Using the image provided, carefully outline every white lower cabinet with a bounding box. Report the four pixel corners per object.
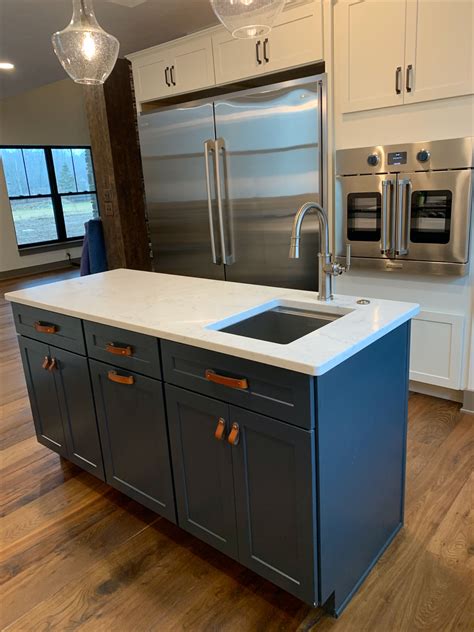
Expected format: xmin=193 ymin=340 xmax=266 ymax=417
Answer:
xmin=410 ymin=311 xmax=465 ymax=389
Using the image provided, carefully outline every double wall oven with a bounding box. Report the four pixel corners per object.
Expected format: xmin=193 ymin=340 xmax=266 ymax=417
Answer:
xmin=336 ymin=138 xmax=473 ymax=275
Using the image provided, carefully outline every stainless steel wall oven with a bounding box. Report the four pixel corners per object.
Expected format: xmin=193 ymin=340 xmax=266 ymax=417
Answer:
xmin=336 ymin=138 xmax=473 ymax=275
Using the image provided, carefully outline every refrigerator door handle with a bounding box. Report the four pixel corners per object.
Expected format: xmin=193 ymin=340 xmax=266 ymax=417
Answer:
xmin=214 ymin=137 xmax=232 ymax=265
xmin=396 ymin=178 xmax=412 ymax=255
xmin=204 ymin=139 xmax=219 ymax=264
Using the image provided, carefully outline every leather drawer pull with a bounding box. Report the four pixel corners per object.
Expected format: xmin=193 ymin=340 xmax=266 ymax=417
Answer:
xmin=205 ymin=369 xmax=248 ymax=390
xmin=35 ymin=321 xmax=57 ymax=334
xmin=215 ymin=417 xmax=226 ymax=441
xmin=42 ymin=356 xmax=50 ymax=370
xmin=106 ymin=343 xmax=133 ymax=357
xmin=228 ymin=422 xmax=240 ymax=446
xmin=48 ymin=358 xmax=57 ymax=371
xmin=107 ymin=370 xmax=134 ymax=385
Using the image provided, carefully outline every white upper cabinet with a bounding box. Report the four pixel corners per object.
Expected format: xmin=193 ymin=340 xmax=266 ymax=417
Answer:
xmin=404 ymin=0 xmax=473 ymax=104
xmin=212 ymin=0 xmax=323 ymax=85
xmin=337 ymin=0 xmax=474 ymax=114
xmin=129 ymin=34 xmax=215 ymax=104
xmin=337 ymin=0 xmax=406 ymax=113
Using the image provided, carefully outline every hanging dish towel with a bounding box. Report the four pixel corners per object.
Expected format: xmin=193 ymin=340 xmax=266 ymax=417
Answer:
xmin=80 ymin=219 xmax=108 ymax=276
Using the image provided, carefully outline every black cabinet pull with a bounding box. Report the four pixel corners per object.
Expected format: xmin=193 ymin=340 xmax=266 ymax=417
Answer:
xmin=395 ymin=66 xmax=402 ymax=94
xmin=256 ymin=40 xmax=262 ymax=65
xmin=263 ymin=38 xmax=269 ymax=63
xmin=170 ymin=65 xmax=176 ymax=86
xmin=406 ymin=64 xmax=413 ymax=92
xmin=164 ymin=66 xmax=170 ymax=87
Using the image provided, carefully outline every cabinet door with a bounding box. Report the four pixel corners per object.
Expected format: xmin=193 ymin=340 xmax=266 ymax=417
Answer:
xmin=170 ymin=36 xmax=216 ymax=95
xmin=264 ymin=1 xmax=323 ymax=73
xmin=404 ymin=0 xmax=474 ymax=104
xmin=132 ymin=51 xmax=172 ymax=103
xmin=90 ymin=360 xmax=176 ymax=522
xmin=165 ymin=385 xmax=238 ymax=558
xmin=212 ymin=30 xmax=264 ymax=84
xmin=52 ymin=348 xmax=105 ymax=480
xmin=337 ymin=0 xmax=406 ymax=113
xmin=18 ymin=337 xmax=67 ymax=457
xmin=230 ymin=407 xmax=317 ymax=604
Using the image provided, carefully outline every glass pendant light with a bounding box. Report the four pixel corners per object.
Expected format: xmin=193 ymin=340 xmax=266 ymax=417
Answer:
xmin=210 ymin=0 xmax=286 ymax=39
xmin=52 ymin=0 xmax=119 ymax=85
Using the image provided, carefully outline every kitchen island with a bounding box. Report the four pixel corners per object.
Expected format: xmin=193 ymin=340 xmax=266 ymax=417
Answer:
xmin=6 ymin=269 xmax=419 ymax=616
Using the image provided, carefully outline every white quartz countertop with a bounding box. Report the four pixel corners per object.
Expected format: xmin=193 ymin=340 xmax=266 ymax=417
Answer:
xmin=5 ymin=269 xmax=419 ymax=376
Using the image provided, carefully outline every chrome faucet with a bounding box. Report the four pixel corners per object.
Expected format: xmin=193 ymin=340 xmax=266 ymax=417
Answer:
xmin=289 ymin=202 xmax=351 ymax=302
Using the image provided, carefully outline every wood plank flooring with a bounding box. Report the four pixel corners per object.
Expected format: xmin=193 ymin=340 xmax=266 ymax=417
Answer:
xmin=1 ymin=269 xmax=472 ymax=632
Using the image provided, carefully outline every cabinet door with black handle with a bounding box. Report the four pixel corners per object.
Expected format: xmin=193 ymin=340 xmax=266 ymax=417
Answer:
xmin=90 ymin=360 xmax=176 ymax=522
xmin=230 ymin=406 xmax=317 ymax=605
xmin=18 ymin=337 xmax=68 ymax=457
xmin=165 ymin=385 xmax=238 ymax=559
xmin=52 ymin=347 xmax=105 ymax=480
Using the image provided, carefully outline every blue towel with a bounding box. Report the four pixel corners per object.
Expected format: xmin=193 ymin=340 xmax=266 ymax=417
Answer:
xmin=80 ymin=219 xmax=108 ymax=276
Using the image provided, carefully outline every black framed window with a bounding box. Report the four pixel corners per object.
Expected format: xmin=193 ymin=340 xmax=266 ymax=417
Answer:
xmin=0 ymin=146 xmax=99 ymax=248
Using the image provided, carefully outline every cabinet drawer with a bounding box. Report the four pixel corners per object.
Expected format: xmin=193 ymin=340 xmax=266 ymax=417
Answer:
xmin=162 ymin=341 xmax=314 ymax=429
xmin=12 ymin=303 xmax=85 ymax=355
xmin=84 ymin=321 xmax=161 ymax=379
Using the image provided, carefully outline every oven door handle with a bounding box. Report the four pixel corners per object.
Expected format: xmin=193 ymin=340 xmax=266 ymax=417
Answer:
xmin=396 ymin=178 xmax=412 ymax=256
xmin=381 ymin=179 xmax=393 ymax=255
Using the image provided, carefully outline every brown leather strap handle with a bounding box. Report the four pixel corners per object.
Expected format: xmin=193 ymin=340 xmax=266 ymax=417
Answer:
xmin=105 ymin=343 xmax=133 ymax=357
xmin=214 ymin=417 xmax=226 ymax=441
xmin=205 ymin=369 xmax=248 ymax=390
xmin=107 ymin=370 xmax=134 ymax=385
xmin=34 ymin=321 xmax=57 ymax=334
xmin=48 ymin=358 xmax=57 ymax=372
xmin=42 ymin=356 xmax=50 ymax=370
xmin=228 ymin=422 xmax=240 ymax=446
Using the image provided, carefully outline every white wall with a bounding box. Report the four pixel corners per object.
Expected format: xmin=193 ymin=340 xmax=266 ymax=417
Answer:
xmin=0 ymin=79 xmax=90 ymax=273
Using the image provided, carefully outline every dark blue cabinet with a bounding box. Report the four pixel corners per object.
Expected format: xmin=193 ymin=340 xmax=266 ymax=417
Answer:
xmin=166 ymin=385 xmax=238 ymax=558
xmin=90 ymin=360 xmax=176 ymax=523
xmin=19 ymin=337 xmax=105 ymax=480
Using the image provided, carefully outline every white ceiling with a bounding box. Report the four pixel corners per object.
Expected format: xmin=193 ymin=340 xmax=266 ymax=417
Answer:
xmin=0 ymin=0 xmax=218 ymax=99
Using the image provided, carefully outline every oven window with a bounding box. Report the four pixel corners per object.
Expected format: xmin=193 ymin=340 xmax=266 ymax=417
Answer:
xmin=347 ymin=192 xmax=381 ymax=242
xmin=410 ymin=190 xmax=451 ymax=244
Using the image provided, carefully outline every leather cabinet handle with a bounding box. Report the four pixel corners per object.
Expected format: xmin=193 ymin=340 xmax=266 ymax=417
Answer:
xmin=42 ymin=356 xmax=50 ymax=370
xmin=105 ymin=343 xmax=133 ymax=357
xmin=215 ymin=417 xmax=226 ymax=441
xmin=35 ymin=321 xmax=57 ymax=334
xmin=228 ymin=422 xmax=240 ymax=446
xmin=205 ymin=369 xmax=248 ymax=390
xmin=48 ymin=358 xmax=57 ymax=371
xmin=107 ymin=370 xmax=134 ymax=385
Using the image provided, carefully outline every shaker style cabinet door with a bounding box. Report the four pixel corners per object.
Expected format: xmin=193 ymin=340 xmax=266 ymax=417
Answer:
xmin=52 ymin=347 xmax=105 ymax=480
xmin=90 ymin=360 xmax=176 ymax=522
xmin=229 ymin=406 xmax=317 ymax=604
xmin=132 ymin=51 xmax=172 ymax=103
xmin=336 ymin=0 xmax=407 ymax=113
xmin=169 ymin=36 xmax=216 ymax=95
xmin=212 ymin=30 xmax=265 ymax=84
xmin=404 ymin=0 xmax=474 ymax=104
xmin=165 ymin=385 xmax=239 ymax=559
xmin=18 ymin=337 xmax=68 ymax=457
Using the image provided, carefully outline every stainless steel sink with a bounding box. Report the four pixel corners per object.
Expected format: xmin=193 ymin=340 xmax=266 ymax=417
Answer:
xmin=217 ymin=305 xmax=343 ymax=345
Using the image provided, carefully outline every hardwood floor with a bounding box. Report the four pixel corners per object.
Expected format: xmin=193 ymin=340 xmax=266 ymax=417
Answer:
xmin=1 ymin=269 xmax=472 ymax=632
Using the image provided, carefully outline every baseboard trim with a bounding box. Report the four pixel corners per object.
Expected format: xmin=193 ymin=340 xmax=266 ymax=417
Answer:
xmin=409 ymin=380 xmax=463 ymax=403
xmin=0 ymin=259 xmax=80 ymax=281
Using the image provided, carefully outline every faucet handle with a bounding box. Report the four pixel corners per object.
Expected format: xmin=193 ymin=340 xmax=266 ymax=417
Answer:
xmin=345 ymin=244 xmax=351 ymax=271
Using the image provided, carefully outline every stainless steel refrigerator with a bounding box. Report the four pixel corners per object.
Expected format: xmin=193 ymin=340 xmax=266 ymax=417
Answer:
xmin=138 ymin=75 xmax=326 ymax=290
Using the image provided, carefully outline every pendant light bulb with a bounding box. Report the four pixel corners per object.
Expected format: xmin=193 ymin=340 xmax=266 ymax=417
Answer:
xmin=210 ymin=0 xmax=286 ymax=39
xmin=52 ymin=0 xmax=119 ymax=85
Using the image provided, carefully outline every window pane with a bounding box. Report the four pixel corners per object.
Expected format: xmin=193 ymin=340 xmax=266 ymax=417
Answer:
xmin=62 ymin=193 xmax=99 ymax=238
xmin=22 ymin=149 xmax=50 ymax=195
xmin=0 ymin=148 xmax=28 ymax=196
xmin=10 ymin=198 xmax=58 ymax=245
xmin=72 ymin=148 xmax=95 ymax=191
xmin=52 ymin=148 xmax=77 ymax=194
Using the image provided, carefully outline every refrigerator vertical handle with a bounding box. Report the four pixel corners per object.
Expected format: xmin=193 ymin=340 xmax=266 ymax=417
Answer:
xmin=381 ymin=179 xmax=392 ymax=254
xmin=204 ymin=140 xmax=219 ymax=265
xmin=214 ymin=137 xmax=232 ymax=265
xmin=396 ymin=178 xmax=412 ymax=255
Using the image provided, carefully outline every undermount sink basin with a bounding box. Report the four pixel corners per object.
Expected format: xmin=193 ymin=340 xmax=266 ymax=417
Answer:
xmin=215 ymin=304 xmax=346 ymax=345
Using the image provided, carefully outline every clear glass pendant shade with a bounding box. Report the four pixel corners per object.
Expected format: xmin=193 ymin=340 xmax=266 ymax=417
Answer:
xmin=210 ymin=0 xmax=286 ymax=39
xmin=52 ymin=0 xmax=119 ymax=85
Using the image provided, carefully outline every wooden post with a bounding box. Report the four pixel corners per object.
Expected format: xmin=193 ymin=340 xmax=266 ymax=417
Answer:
xmin=83 ymin=58 xmax=151 ymax=271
